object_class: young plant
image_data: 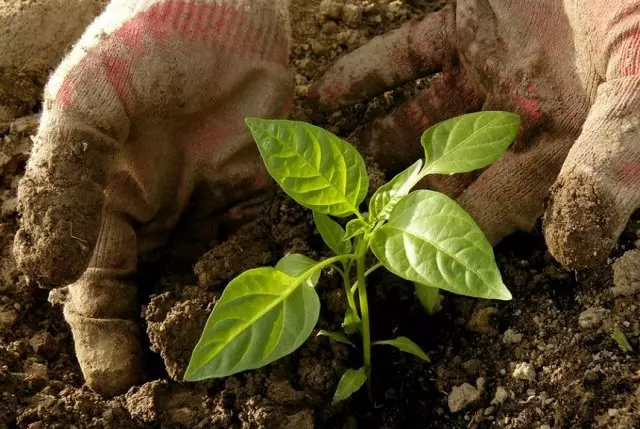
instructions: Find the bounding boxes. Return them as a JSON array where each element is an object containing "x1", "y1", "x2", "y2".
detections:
[{"x1": 185, "y1": 112, "x2": 520, "y2": 402}]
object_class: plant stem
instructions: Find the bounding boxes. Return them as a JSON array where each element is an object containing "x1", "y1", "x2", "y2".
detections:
[
  {"x1": 300, "y1": 254, "x2": 356, "y2": 282},
  {"x1": 354, "y1": 211, "x2": 367, "y2": 223},
  {"x1": 340, "y1": 269, "x2": 358, "y2": 314},
  {"x1": 355, "y1": 237, "x2": 372, "y2": 398},
  {"x1": 350, "y1": 262, "x2": 382, "y2": 294}
]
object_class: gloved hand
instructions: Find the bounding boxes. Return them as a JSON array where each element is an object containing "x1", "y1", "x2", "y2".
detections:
[
  {"x1": 14, "y1": 0, "x2": 292, "y2": 396},
  {"x1": 309, "y1": 1, "x2": 640, "y2": 268}
]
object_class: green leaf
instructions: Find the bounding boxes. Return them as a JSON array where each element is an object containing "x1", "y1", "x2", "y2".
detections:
[
  {"x1": 415, "y1": 283, "x2": 440, "y2": 314},
  {"x1": 369, "y1": 159, "x2": 424, "y2": 221},
  {"x1": 317, "y1": 330, "x2": 355, "y2": 347},
  {"x1": 313, "y1": 212, "x2": 352, "y2": 255},
  {"x1": 611, "y1": 327, "x2": 633, "y2": 352},
  {"x1": 344, "y1": 218, "x2": 369, "y2": 240},
  {"x1": 333, "y1": 367, "x2": 367, "y2": 404},
  {"x1": 246, "y1": 118, "x2": 368, "y2": 217},
  {"x1": 421, "y1": 111, "x2": 520, "y2": 175},
  {"x1": 342, "y1": 308, "x2": 361, "y2": 334},
  {"x1": 275, "y1": 254, "x2": 321, "y2": 287},
  {"x1": 185, "y1": 267, "x2": 320, "y2": 380},
  {"x1": 373, "y1": 336, "x2": 430, "y2": 362},
  {"x1": 370, "y1": 190, "x2": 511, "y2": 300}
]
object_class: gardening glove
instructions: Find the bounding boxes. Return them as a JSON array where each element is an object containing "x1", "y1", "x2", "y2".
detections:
[
  {"x1": 14, "y1": 0, "x2": 292, "y2": 397},
  {"x1": 309, "y1": 1, "x2": 640, "y2": 268}
]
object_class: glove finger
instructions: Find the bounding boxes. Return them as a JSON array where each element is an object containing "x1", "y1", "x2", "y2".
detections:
[
  {"x1": 308, "y1": 7, "x2": 454, "y2": 110},
  {"x1": 62, "y1": 212, "x2": 142, "y2": 397},
  {"x1": 14, "y1": 47, "x2": 129, "y2": 287},
  {"x1": 456, "y1": 133, "x2": 574, "y2": 245},
  {"x1": 544, "y1": 78, "x2": 640, "y2": 268},
  {"x1": 362, "y1": 70, "x2": 483, "y2": 172}
]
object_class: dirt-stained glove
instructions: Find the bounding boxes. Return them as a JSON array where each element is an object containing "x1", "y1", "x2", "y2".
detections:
[
  {"x1": 14, "y1": 0, "x2": 292, "y2": 397},
  {"x1": 309, "y1": 1, "x2": 640, "y2": 268}
]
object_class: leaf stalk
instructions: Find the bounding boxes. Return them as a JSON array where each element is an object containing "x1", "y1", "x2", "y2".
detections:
[{"x1": 355, "y1": 236, "x2": 372, "y2": 398}]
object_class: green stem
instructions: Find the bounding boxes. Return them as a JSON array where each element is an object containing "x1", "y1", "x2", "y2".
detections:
[
  {"x1": 300, "y1": 254, "x2": 356, "y2": 282},
  {"x1": 350, "y1": 262, "x2": 382, "y2": 294},
  {"x1": 340, "y1": 269, "x2": 358, "y2": 314},
  {"x1": 331, "y1": 264, "x2": 345, "y2": 278},
  {"x1": 354, "y1": 211, "x2": 367, "y2": 223},
  {"x1": 365, "y1": 262, "x2": 383, "y2": 277},
  {"x1": 355, "y1": 237, "x2": 372, "y2": 397}
]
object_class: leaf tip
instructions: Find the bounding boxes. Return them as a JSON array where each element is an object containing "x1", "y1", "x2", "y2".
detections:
[
  {"x1": 497, "y1": 284, "x2": 513, "y2": 301},
  {"x1": 182, "y1": 364, "x2": 199, "y2": 382},
  {"x1": 244, "y1": 117, "x2": 261, "y2": 130}
]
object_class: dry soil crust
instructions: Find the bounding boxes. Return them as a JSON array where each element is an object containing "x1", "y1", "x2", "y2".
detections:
[{"x1": 0, "y1": 0, "x2": 638, "y2": 428}]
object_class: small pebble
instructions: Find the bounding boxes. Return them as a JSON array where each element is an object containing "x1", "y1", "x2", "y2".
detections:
[
  {"x1": 512, "y1": 362, "x2": 536, "y2": 381},
  {"x1": 476, "y1": 377, "x2": 486, "y2": 393},
  {"x1": 341, "y1": 4, "x2": 362, "y2": 26},
  {"x1": 387, "y1": 0, "x2": 403, "y2": 13},
  {"x1": 578, "y1": 307, "x2": 608, "y2": 329},
  {"x1": 319, "y1": 0, "x2": 342, "y2": 19},
  {"x1": 612, "y1": 250, "x2": 640, "y2": 296},
  {"x1": 503, "y1": 328, "x2": 523, "y2": 344},
  {"x1": 491, "y1": 386, "x2": 509, "y2": 405},
  {"x1": 448, "y1": 383, "x2": 480, "y2": 413}
]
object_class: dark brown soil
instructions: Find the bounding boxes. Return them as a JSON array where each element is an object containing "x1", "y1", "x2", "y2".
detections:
[{"x1": 1, "y1": 1, "x2": 638, "y2": 428}]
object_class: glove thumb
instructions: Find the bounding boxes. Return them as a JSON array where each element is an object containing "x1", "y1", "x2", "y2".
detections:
[{"x1": 544, "y1": 77, "x2": 640, "y2": 267}]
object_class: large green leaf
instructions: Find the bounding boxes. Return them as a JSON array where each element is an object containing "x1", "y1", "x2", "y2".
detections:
[
  {"x1": 246, "y1": 118, "x2": 368, "y2": 217},
  {"x1": 313, "y1": 212, "x2": 352, "y2": 255},
  {"x1": 333, "y1": 367, "x2": 367, "y2": 404},
  {"x1": 421, "y1": 111, "x2": 520, "y2": 175},
  {"x1": 373, "y1": 336, "x2": 430, "y2": 362},
  {"x1": 369, "y1": 159, "x2": 424, "y2": 221},
  {"x1": 370, "y1": 190, "x2": 511, "y2": 300},
  {"x1": 184, "y1": 267, "x2": 320, "y2": 380}
]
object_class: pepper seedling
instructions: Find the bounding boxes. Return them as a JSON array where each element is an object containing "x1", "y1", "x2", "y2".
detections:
[{"x1": 185, "y1": 112, "x2": 520, "y2": 403}]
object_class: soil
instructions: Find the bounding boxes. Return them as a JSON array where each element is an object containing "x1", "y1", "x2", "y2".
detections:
[{"x1": 1, "y1": 1, "x2": 639, "y2": 428}]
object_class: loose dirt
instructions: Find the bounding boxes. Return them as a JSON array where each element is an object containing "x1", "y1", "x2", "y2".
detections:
[{"x1": 0, "y1": 0, "x2": 638, "y2": 428}]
